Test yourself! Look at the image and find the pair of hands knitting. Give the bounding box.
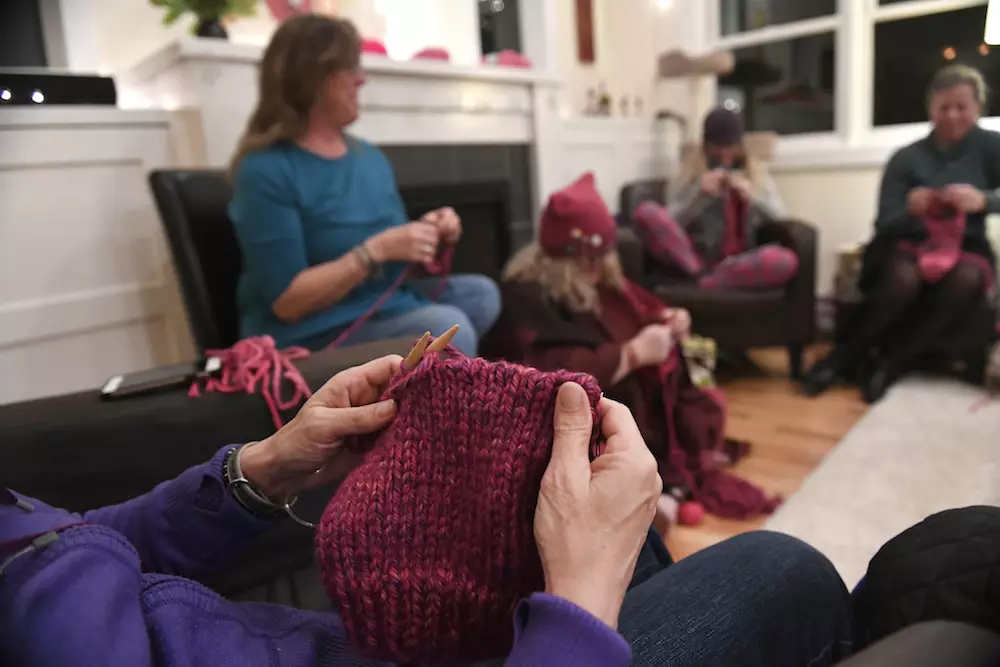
[625,307,692,371]
[242,355,661,631]
[908,184,986,216]
[700,168,753,201]
[365,207,461,265]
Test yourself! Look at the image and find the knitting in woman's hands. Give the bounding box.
[316,330,605,663]
[535,384,662,630]
[366,221,440,264]
[626,323,675,369]
[421,205,462,244]
[239,354,402,500]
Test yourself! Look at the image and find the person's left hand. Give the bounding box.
[659,307,691,340]
[942,184,987,213]
[239,355,402,499]
[422,206,462,244]
[728,174,753,201]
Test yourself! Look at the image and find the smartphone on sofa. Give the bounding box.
[100,357,221,400]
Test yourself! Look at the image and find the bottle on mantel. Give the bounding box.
[597,82,611,116]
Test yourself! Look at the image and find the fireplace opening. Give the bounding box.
[399,180,513,280]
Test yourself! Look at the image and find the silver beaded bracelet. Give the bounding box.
[224,444,315,529]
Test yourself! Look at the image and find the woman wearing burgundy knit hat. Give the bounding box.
[633,106,799,291]
[487,173,781,523]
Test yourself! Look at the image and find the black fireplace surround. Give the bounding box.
[381,143,535,278]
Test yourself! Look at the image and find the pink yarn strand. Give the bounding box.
[189,245,454,430]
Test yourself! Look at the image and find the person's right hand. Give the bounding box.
[534,384,662,629]
[366,222,441,264]
[625,323,674,369]
[907,187,936,217]
[699,169,728,197]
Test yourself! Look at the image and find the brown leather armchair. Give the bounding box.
[617,179,817,377]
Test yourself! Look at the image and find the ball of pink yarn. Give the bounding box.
[678,501,705,526]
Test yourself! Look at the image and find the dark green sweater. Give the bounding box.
[875,126,1000,240]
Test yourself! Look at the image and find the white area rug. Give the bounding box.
[764,377,1000,588]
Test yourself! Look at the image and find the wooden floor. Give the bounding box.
[664,345,869,560]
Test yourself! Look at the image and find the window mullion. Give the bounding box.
[836,0,873,146]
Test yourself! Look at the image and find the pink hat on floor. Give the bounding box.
[413,47,451,62]
[361,39,388,56]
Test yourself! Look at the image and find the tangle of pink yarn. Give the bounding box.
[190,245,454,430]
[188,336,313,429]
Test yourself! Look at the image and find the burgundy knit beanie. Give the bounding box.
[703,107,744,146]
[316,350,602,664]
[539,172,617,258]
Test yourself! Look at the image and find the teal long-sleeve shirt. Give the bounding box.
[228,139,426,348]
[874,125,1000,239]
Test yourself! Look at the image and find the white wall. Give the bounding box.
[553,0,698,119]
[61,0,689,120]
[0,109,194,404]
[63,0,482,75]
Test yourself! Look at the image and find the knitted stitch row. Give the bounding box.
[316,349,602,664]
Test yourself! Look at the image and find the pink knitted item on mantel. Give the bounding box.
[413,47,450,61]
[316,349,602,664]
[482,50,532,68]
[361,39,388,56]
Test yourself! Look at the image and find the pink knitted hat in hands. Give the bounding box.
[315,350,602,664]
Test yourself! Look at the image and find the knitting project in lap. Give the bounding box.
[316,350,602,664]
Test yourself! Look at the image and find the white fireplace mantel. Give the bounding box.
[117,37,569,205]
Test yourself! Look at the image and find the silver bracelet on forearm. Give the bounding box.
[223,444,315,528]
[352,244,383,281]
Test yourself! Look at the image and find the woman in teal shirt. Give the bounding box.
[804,64,999,402]
[228,16,499,356]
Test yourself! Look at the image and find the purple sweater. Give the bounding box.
[0,446,630,667]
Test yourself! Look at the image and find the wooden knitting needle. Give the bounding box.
[403,332,431,369]
[426,324,460,353]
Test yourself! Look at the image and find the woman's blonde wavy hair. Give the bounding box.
[503,243,625,314]
[230,14,361,176]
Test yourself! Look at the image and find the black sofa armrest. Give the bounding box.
[757,218,818,345]
[616,227,647,284]
[838,622,1000,667]
[619,178,667,226]
[0,337,413,598]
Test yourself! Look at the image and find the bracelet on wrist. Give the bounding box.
[353,244,383,281]
[223,444,314,528]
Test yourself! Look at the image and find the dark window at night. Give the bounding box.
[874,5,997,126]
[479,0,522,56]
[717,32,836,135]
[719,0,835,36]
[0,0,47,68]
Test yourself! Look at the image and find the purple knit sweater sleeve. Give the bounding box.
[505,594,632,667]
[83,445,274,580]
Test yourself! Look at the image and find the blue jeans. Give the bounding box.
[310,275,501,356]
[473,530,853,667]
[621,531,853,666]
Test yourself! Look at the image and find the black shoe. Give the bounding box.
[862,361,899,404]
[801,351,850,397]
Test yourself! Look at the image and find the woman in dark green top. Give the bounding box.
[804,64,999,402]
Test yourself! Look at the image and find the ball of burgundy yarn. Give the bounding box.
[316,354,602,664]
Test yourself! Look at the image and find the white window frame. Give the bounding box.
[707,0,997,168]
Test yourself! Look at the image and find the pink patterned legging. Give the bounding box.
[634,202,799,290]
